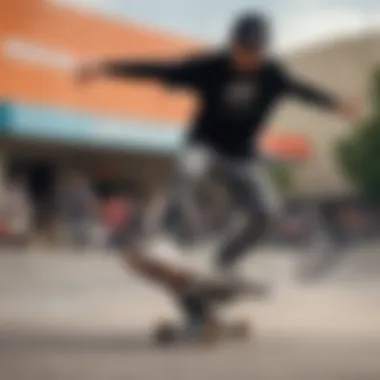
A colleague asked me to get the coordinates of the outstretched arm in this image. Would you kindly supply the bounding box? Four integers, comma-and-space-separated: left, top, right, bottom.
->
286, 76, 338, 109
76, 54, 213, 88
283, 72, 360, 120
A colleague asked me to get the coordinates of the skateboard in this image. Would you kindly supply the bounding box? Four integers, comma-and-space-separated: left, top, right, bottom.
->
152, 277, 268, 345
153, 318, 252, 345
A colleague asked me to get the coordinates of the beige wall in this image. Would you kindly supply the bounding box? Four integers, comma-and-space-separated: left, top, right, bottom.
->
271, 32, 380, 197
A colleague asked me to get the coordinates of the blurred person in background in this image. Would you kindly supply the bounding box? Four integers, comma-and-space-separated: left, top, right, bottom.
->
0, 175, 32, 248
103, 190, 133, 249
59, 172, 98, 249
77, 11, 360, 332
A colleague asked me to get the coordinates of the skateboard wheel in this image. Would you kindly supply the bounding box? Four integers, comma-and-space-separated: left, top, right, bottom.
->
200, 320, 223, 344
230, 320, 251, 340
153, 321, 176, 344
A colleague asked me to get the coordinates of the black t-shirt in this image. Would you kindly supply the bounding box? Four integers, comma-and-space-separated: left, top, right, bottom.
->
105, 52, 337, 158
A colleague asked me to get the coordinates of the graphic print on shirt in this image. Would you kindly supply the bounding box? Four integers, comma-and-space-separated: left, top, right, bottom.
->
221, 80, 258, 112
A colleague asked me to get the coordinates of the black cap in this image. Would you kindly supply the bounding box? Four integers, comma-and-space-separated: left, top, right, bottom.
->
230, 12, 270, 49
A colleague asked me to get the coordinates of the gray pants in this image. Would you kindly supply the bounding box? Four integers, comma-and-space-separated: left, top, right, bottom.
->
163, 144, 282, 268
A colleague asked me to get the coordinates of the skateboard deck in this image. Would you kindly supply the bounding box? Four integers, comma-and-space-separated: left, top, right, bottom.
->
189, 275, 272, 304
153, 318, 252, 345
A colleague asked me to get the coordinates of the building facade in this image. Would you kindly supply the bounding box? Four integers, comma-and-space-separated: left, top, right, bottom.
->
4, 0, 371, 213
273, 32, 380, 197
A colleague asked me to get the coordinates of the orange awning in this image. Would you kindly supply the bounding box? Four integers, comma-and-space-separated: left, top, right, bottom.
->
260, 134, 312, 160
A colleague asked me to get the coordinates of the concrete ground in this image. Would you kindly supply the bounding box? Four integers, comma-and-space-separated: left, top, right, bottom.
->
1, 243, 380, 380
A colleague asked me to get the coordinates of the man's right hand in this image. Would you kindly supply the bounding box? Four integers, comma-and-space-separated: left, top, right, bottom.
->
75, 62, 105, 84
337, 99, 362, 122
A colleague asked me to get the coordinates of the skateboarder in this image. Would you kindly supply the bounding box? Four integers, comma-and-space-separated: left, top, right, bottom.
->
77, 12, 359, 339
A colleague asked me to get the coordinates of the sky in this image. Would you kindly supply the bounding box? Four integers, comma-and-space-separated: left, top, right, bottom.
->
52, 0, 380, 51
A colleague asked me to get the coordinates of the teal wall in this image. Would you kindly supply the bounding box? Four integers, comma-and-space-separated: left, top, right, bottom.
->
0, 102, 11, 132
0, 101, 184, 154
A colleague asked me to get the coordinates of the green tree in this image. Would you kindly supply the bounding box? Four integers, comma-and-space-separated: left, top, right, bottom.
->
337, 68, 380, 201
